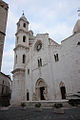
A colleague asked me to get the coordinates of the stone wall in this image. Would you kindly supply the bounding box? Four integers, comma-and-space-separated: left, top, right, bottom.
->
0, 72, 11, 106
0, 0, 8, 71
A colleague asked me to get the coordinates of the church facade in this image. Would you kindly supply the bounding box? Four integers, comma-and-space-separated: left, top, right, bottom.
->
11, 13, 80, 105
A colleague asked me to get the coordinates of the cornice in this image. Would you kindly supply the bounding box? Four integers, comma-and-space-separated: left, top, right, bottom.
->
14, 44, 29, 51
15, 29, 29, 36
12, 68, 25, 74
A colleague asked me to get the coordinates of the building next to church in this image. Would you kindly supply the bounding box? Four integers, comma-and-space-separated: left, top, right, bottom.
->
0, 0, 8, 71
11, 13, 80, 105
0, 0, 11, 106
0, 72, 11, 106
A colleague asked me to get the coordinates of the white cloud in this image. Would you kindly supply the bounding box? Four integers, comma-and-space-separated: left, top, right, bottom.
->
31, 20, 72, 43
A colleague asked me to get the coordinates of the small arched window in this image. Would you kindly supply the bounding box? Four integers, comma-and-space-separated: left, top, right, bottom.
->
54, 53, 59, 62
38, 58, 42, 67
23, 36, 26, 42
23, 54, 26, 63
15, 55, 17, 64
38, 59, 40, 67
23, 23, 26, 28
27, 92, 29, 101
40, 58, 42, 66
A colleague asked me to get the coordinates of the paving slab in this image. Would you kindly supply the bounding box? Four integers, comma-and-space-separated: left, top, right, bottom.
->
0, 107, 80, 120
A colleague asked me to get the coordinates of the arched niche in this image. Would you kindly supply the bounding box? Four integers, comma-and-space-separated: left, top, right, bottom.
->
35, 78, 48, 100
59, 81, 66, 99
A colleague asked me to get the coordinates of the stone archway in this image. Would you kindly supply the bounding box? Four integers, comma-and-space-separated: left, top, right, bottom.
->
35, 78, 48, 100
59, 81, 66, 99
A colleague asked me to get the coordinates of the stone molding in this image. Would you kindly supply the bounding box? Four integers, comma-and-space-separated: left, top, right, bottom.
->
15, 29, 29, 36
12, 68, 25, 74
14, 44, 29, 51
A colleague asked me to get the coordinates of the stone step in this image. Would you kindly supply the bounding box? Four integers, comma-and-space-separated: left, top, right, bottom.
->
21, 100, 70, 108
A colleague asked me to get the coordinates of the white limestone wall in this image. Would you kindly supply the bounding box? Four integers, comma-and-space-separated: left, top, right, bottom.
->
11, 71, 25, 105
16, 31, 29, 47
51, 33, 80, 99
14, 47, 27, 69
15, 32, 29, 47
11, 14, 30, 105
48, 46, 58, 100
17, 19, 29, 32
25, 34, 56, 101
25, 64, 33, 101
61, 33, 80, 94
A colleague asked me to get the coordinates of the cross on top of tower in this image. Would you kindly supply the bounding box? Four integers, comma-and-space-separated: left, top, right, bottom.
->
22, 10, 24, 15
77, 8, 80, 18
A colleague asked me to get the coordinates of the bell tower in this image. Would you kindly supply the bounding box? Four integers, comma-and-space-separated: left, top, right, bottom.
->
11, 13, 29, 105
14, 13, 29, 69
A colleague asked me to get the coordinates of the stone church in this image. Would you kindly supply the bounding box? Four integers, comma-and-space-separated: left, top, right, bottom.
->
11, 13, 80, 105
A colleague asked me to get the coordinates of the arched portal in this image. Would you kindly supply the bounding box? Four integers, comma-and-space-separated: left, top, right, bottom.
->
35, 78, 48, 100
59, 81, 66, 99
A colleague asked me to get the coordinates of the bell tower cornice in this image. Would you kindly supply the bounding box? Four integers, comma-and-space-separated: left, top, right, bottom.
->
12, 68, 25, 74
15, 29, 29, 36
14, 44, 29, 51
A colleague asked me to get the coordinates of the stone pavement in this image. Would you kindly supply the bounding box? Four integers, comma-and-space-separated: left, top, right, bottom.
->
0, 107, 80, 120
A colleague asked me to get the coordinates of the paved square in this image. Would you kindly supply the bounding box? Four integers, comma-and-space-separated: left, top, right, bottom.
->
0, 107, 80, 120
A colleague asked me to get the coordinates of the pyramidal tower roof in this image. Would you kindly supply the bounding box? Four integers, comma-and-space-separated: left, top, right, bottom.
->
18, 13, 29, 24
20, 13, 27, 21
73, 19, 80, 34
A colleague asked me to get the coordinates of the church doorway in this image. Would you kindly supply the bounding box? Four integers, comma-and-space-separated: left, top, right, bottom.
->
59, 81, 66, 99
60, 86, 66, 99
40, 87, 45, 100
35, 78, 48, 100
27, 92, 29, 101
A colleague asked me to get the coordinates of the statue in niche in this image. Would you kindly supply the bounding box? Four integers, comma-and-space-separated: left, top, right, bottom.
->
43, 88, 47, 100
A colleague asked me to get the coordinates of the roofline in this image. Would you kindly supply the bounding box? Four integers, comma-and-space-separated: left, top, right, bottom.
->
61, 32, 80, 43
17, 18, 29, 25
0, 72, 11, 80
48, 38, 60, 45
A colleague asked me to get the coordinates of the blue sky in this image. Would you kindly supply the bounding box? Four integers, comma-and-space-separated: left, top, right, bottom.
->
1, 0, 80, 78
